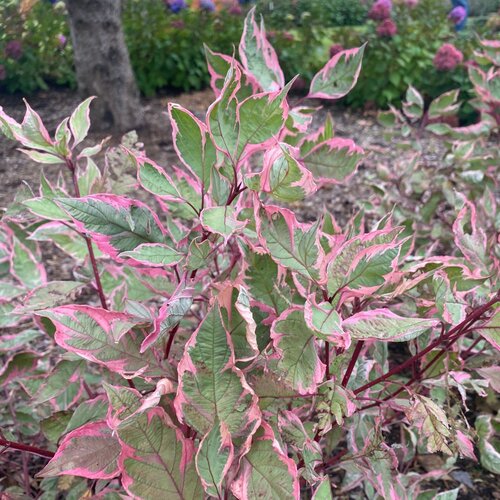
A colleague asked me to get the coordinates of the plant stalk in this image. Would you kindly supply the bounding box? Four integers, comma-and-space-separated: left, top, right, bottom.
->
0, 438, 54, 460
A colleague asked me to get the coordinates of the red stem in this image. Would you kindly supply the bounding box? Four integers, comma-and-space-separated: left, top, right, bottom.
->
0, 438, 54, 460
66, 157, 108, 310
325, 341, 330, 380
353, 293, 500, 396
342, 340, 364, 387
164, 324, 180, 360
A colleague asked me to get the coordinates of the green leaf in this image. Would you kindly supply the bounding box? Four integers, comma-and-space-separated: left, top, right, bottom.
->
257, 206, 320, 281
120, 243, 183, 267
11, 237, 45, 288
476, 414, 500, 474
232, 425, 299, 499
271, 308, 324, 394
169, 103, 216, 188
176, 306, 260, 438
57, 195, 167, 257
343, 309, 438, 342
24, 197, 71, 221
15, 281, 84, 314
195, 420, 233, 498
200, 206, 245, 237
69, 97, 95, 147
118, 408, 203, 499
308, 45, 366, 100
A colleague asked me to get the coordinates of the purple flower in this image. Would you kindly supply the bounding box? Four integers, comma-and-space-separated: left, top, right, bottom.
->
377, 18, 397, 37
368, 0, 392, 21
5, 40, 23, 60
433, 43, 463, 71
200, 0, 215, 11
229, 5, 242, 15
0, 65, 6, 81
329, 44, 344, 58
57, 34, 67, 47
448, 6, 466, 25
167, 0, 187, 13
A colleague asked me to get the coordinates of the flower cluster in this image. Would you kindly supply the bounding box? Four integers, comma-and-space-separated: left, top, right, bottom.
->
369, 0, 397, 38
377, 18, 397, 37
329, 44, 344, 58
368, 0, 392, 21
433, 43, 463, 71
5, 40, 23, 60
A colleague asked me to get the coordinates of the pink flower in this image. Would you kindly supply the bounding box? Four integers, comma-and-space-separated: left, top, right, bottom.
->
377, 18, 397, 37
171, 19, 185, 29
228, 5, 242, 15
5, 40, 23, 60
282, 32, 295, 41
329, 44, 344, 58
405, 0, 419, 7
433, 43, 463, 71
368, 0, 392, 20
57, 34, 67, 47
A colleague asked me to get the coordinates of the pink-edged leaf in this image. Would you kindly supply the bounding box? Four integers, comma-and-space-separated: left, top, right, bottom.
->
36, 305, 163, 378
0, 100, 56, 153
195, 419, 234, 498
231, 423, 300, 500
56, 194, 169, 261
0, 351, 38, 386
175, 305, 261, 440
317, 380, 356, 433
304, 296, 350, 348
455, 429, 477, 460
10, 236, 46, 289
312, 477, 333, 499
476, 365, 500, 392
302, 137, 364, 184
308, 45, 366, 100
452, 199, 489, 271
477, 308, 500, 351
140, 285, 194, 352
37, 421, 120, 479
134, 155, 202, 217
432, 271, 467, 325
201, 206, 246, 238
256, 204, 322, 281
69, 97, 95, 147
168, 102, 217, 188
343, 309, 438, 342
204, 46, 258, 98
217, 283, 259, 362
271, 307, 325, 394
117, 407, 204, 499
29, 221, 94, 261
257, 143, 316, 202
119, 242, 184, 267
239, 7, 284, 92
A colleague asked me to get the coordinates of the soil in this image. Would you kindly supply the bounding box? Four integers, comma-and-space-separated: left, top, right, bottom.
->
1, 88, 499, 499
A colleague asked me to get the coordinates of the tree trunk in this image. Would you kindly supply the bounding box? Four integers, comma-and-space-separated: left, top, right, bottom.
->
65, 0, 143, 132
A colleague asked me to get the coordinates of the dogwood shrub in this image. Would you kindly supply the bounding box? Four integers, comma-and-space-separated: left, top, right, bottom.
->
0, 9, 498, 499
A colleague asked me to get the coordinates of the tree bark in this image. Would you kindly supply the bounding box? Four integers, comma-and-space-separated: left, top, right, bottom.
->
65, 0, 143, 132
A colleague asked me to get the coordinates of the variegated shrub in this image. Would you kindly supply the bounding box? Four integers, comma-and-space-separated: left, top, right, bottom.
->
0, 9, 499, 500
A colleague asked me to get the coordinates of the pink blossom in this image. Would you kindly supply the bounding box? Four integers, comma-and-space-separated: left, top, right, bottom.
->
329, 44, 344, 58
405, 0, 419, 7
228, 5, 242, 15
57, 34, 67, 47
377, 18, 397, 37
368, 0, 392, 20
5, 40, 23, 60
433, 43, 464, 71
282, 32, 295, 42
